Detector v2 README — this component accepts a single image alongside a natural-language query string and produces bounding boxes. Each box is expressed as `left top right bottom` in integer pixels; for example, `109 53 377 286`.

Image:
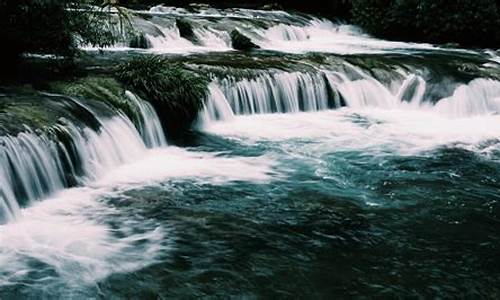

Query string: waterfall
95 6 440 55
201 72 339 121
125 91 167 147
199 83 235 124
434 79 500 117
0 94 166 224
201 69 500 123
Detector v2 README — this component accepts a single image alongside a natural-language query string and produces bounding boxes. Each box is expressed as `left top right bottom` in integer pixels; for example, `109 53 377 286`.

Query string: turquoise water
2 108 499 298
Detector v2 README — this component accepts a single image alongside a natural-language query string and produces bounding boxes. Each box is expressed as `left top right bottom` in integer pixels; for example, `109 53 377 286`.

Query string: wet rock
261 3 284 10
230 30 260 51
189 3 210 10
442 42 461 49
176 18 199 44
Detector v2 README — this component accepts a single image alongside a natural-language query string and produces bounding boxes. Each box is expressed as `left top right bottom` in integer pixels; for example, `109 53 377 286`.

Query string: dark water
2 108 500 299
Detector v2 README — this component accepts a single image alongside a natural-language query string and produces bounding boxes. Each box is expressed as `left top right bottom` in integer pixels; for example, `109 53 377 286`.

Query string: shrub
116 55 209 135
0 0 130 66
350 0 500 48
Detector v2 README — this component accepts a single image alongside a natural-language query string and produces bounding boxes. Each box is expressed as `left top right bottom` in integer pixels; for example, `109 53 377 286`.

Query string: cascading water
201 72 339 121
0 93 166 224
95 5 447 55
201 66 500 123
4 3 500 298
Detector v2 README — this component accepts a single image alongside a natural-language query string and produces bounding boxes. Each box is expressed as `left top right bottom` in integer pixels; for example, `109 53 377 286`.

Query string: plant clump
116 55 209 136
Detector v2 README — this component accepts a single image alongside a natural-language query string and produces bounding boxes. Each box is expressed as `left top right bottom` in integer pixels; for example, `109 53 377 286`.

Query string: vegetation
116 56 209 135
351 0 500 48
50 76 143 123
0 0 130 66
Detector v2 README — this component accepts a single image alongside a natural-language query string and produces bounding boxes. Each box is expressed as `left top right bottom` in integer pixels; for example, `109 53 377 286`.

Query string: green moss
0 91 102 136
50 76 141 124
116 55 209 136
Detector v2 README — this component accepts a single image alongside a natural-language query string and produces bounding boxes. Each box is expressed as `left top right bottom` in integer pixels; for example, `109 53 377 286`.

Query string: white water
203 108 500 159
253 19 438 55
201 69 500 122
0 117 143 224
201 72 337 121
0 91 276 292
0 93 167 223
144 25 231 54
125 91 167 147
200 68 500 160
0 145 275 291
91 6 473 56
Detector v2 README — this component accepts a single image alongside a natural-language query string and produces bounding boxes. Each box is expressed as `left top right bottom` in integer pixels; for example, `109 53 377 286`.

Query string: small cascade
201 66 500 124
213 72 337 117
323 71 399 108
396 74 427 106
141 23 231 52
125 91 167 147
434 79 500 117
193 28 231 48
146 25 195 51
0 94 166 224
200 83 235 123
92 6 440 54
264 24 311 41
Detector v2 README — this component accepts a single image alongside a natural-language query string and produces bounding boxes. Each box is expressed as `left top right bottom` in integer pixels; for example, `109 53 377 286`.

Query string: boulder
230 30 260 51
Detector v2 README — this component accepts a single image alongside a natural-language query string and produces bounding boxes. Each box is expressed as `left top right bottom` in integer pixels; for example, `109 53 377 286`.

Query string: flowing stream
2 6 500 298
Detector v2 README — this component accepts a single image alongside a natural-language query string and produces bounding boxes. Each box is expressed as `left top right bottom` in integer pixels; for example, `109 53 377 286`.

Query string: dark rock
176 18 199 44
230 30 260 51
261 3 283 10
442 42 461 49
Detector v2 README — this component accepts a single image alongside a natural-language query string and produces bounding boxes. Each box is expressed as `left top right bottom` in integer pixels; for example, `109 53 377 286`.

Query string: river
1 5 500 298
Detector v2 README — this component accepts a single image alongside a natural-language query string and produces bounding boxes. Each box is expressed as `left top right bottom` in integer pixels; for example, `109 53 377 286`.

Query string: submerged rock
230 30 260 51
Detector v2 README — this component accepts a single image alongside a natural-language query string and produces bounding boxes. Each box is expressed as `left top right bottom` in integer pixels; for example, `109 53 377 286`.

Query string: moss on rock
49 76 142 124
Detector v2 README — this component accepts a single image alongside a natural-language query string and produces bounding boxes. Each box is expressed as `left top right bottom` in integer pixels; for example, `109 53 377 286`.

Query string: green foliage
116 56 209 135
231 30 260 51
351 0 500 47
0 0 131 63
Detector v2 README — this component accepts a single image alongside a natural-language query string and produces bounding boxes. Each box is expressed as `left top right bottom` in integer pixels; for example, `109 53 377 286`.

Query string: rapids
2 5 500 298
